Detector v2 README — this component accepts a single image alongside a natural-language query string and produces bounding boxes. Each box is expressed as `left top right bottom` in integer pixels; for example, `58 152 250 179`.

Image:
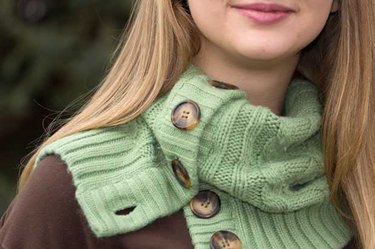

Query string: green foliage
0 0 134 117
0 174 16 213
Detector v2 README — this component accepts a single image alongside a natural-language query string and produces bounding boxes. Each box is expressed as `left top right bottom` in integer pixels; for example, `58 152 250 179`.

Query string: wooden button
208 80 239 90
210 230 242 249
171 159 192 188
171 100 200 130
190 190 221 219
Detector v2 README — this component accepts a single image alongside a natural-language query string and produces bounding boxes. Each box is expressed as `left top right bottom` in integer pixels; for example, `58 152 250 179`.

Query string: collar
142 62 327 213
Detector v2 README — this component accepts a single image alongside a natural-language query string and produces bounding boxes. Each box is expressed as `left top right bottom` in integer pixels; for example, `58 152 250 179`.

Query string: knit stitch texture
34 62 353 248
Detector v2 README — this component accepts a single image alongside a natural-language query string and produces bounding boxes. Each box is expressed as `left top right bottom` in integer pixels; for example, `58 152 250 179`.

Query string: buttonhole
289 181 311 191
115 206 136 216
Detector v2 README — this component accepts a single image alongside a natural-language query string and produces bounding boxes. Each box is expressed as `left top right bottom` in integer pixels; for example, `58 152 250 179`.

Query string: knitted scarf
34 62 353 248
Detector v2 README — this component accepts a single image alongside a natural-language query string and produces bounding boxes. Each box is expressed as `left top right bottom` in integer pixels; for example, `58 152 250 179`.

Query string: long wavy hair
16 0 375 248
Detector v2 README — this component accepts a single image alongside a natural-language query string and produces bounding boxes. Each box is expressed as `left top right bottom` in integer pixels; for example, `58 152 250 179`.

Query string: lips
232 2 295 13
232 2 294 24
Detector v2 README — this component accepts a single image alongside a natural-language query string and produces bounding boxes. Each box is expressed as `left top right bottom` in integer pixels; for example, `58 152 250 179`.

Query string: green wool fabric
34 63 353 248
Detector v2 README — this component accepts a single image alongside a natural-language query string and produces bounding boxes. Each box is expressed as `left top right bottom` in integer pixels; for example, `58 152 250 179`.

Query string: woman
0 0 374 248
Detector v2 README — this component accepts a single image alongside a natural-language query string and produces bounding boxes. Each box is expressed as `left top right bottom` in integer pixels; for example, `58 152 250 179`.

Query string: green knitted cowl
34 62 353 248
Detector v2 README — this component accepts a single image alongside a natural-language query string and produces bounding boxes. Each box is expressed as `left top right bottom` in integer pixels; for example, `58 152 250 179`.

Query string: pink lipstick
232 3 295 25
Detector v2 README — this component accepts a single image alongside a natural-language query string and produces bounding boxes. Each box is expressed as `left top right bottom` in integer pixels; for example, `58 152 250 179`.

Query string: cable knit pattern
34 62 353 248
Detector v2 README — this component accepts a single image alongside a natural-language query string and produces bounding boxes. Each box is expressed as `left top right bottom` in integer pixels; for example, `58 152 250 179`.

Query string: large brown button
208 80 239 90
190 190 221 219
210 230 242 249
171 100 200 130
171 158 192 188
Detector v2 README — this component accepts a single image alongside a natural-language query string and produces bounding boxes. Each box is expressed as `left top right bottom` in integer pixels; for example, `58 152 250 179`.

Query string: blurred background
0 0 134 215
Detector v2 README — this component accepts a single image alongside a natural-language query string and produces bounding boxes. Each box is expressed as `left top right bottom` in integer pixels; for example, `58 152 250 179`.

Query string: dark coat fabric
0 155 358 249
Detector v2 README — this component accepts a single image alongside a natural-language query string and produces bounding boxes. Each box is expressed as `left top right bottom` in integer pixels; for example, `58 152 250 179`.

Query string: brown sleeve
0 155 117 249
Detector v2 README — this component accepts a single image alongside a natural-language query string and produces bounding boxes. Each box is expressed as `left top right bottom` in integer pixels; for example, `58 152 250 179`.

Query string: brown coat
0 155 358 249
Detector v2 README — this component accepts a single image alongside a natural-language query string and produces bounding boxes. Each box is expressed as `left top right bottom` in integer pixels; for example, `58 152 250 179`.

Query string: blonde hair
17 0 375 248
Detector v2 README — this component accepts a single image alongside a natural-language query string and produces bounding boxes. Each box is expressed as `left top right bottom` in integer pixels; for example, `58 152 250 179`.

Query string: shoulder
34 118 144 165
0 155 117 248
34 117 152 190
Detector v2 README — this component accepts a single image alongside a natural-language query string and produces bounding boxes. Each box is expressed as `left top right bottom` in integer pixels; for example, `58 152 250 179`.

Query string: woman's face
187 0 338 64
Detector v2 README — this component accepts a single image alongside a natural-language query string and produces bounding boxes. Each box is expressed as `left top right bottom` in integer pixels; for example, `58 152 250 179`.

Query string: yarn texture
34 63 353 248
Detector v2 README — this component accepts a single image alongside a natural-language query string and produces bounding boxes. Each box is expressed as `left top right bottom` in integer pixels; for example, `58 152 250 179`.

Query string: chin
232 41 289 59
236 49 289 63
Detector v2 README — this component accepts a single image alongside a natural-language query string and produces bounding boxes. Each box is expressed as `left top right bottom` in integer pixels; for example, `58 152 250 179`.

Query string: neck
192 38 301 116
